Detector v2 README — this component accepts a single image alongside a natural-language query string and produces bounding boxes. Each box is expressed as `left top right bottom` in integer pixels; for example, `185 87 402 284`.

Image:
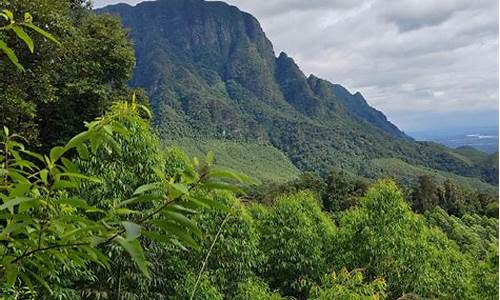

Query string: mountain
98 0 498 187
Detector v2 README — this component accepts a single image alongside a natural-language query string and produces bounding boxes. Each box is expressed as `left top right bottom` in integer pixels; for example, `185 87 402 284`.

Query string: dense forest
0 1 498 299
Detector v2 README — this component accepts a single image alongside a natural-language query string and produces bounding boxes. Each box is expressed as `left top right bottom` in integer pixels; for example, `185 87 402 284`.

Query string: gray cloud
94 0 499 132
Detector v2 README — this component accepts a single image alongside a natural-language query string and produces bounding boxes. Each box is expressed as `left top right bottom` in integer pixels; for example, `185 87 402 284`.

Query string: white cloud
93 0 499 132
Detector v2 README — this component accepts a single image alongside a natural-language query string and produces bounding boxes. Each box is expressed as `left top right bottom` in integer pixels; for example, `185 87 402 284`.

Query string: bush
234 277 287 300
173 272 224 300
309 268 387 300
187 192 264 297
333 180 474 299
256 191 335 297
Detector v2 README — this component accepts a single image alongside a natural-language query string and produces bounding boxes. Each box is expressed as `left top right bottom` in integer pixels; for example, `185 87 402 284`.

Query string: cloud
93 0 499 132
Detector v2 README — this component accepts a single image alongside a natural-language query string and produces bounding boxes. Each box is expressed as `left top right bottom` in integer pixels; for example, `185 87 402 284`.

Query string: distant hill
409 127 499 154
98 0 498 188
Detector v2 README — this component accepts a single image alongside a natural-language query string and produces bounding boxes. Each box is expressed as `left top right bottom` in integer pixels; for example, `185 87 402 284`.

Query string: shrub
234 277 287 300
333 180 473 299
188 192 264 296
257 191 335 297
309 268 387 300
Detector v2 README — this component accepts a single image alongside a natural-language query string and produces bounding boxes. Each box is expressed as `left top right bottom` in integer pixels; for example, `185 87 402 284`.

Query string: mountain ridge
98 0 498 186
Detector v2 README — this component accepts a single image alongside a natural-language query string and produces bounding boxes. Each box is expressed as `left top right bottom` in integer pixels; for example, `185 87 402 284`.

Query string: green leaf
152 220 198 249
122 221 142 241
206 151 214 166
40 169 48 185
20 273 34 292
61 157 78 173
12 25 34 53
0 197 34 210
0 39 24 71
116 236 150 278
163 210 201 237
133 182 162 196
201 181 243 194
26 269 52 293
24 23 60 45
142 231 188 251
76 144 89 159
21 149 44 162
209 167 255 184
119 194 163 207
49 146 66 163
9 181 31 197
52 180 79 190
65 131 89 150
168 182 189 198
3 258 18 288
57 172 102 183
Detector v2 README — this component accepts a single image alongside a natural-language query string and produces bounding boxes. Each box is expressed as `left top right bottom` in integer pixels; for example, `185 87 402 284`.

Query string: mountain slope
98 0 497 187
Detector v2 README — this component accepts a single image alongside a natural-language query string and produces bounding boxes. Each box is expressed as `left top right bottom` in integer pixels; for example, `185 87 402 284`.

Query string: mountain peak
100 0 416 173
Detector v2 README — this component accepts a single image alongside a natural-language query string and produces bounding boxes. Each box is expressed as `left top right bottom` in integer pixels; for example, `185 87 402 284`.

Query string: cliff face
98 0 497 184
99 0 406 138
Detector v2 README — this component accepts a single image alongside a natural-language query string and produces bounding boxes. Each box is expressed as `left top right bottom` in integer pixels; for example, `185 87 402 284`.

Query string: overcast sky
94 0 499 133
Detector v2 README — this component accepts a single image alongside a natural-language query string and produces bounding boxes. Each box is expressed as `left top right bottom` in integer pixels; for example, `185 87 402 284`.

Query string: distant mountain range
98 0 498 187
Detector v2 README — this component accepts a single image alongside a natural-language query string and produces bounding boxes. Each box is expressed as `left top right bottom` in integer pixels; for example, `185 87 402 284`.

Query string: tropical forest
0 0 498 299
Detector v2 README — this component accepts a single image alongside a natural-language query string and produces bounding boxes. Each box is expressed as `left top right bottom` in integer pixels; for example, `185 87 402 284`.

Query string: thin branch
12 242 90 263
190 206 234 300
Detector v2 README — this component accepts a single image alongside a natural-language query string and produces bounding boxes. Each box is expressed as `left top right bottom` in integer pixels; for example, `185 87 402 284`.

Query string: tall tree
0 0 136 149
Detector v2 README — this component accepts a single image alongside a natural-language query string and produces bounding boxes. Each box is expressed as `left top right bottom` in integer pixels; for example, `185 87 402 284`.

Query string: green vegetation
1 1 497 299
167 138 300 183
368 158 497 194
0 0 140 150
101 0 498 188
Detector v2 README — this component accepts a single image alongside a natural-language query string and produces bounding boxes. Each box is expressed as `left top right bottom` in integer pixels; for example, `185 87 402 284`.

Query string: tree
0 102 250 297
309 268 387 300
333 180 473 299
256 191 335 298
410 175 439 213
323 170 366 212
0 0 137 149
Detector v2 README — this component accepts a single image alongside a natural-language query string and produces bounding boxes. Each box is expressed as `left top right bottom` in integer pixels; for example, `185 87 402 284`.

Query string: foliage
409 175 496 216
68 100 167 299
172 272 224 300
186 192 264 297
425 207 498 260
0 8 59 70
1 1 498 299
234 277 287 300
0 0 138 149
251 170 368 214
101 0 498 187
0 102 251 297
309 268 387 300
323 170 367 212
332 180 474 299
168 138 300 183
256 191 335 298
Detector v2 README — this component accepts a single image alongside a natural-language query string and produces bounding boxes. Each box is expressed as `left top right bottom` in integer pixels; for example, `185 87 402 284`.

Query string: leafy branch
0 9 59 70
0 101 253 292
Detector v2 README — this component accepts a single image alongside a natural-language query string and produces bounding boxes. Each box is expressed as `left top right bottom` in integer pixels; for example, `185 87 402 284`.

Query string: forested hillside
0 0 498 299
100 0 498 187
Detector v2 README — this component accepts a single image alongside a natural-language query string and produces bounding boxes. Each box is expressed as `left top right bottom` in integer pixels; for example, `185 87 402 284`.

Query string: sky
93 0 499 133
